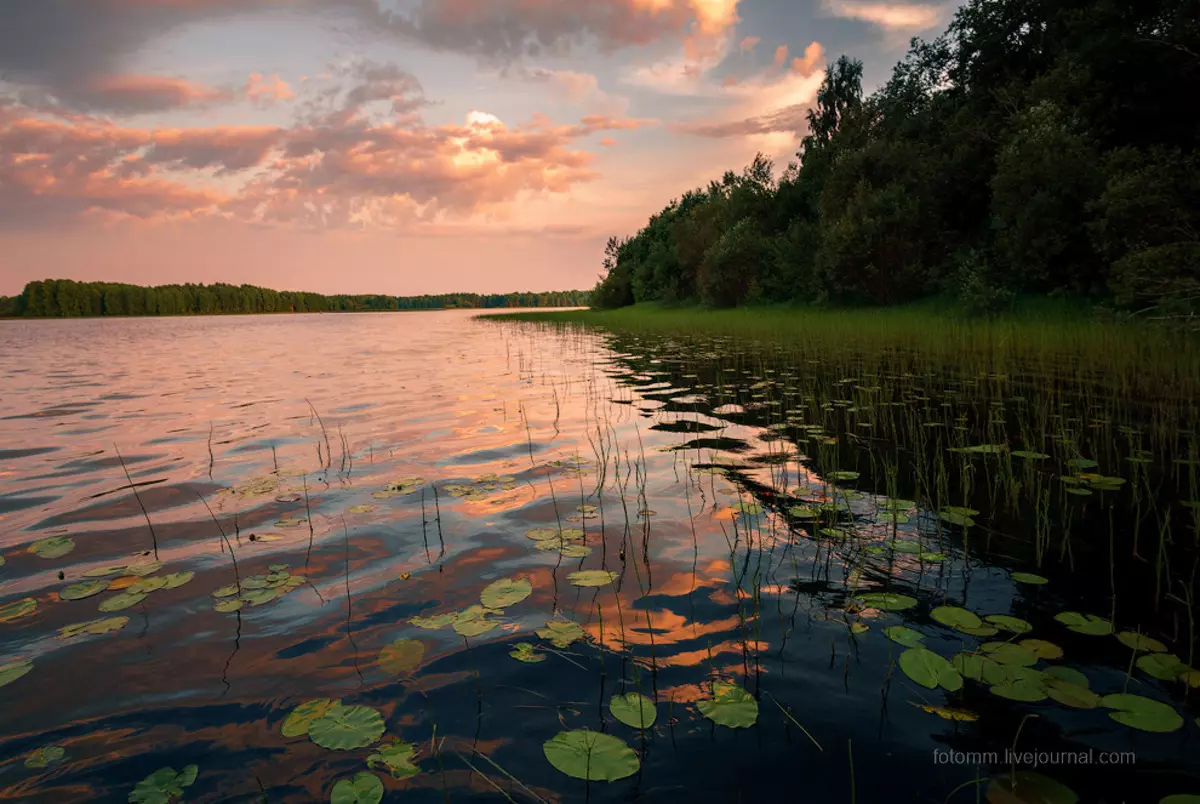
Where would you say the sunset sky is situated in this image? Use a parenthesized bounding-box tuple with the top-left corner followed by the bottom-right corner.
(0, 0, 957, 296)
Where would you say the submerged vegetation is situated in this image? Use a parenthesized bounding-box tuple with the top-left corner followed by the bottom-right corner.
(1, 279, 589, 318)
(590, 0, 1199, 325)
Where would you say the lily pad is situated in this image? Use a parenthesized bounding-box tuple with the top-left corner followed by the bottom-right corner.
(367, 741, 420, 779)
(568, 570, 618, 587)
(510, 642, 546, 662)
(214, 599, 244, 613)
(1044, 678, 1101, 709)
(883, 626, 925, 647)
(409, 612, 457, 630)
(918, 705, 978, 721)
(161, 572, 195, 590)
(610, 692, 657, 729)
(309, 704, 386, 750)
(1043, 666, 1089, 687)
(952, 653, 1008, 686)
(899, 647, 963, 691)
(990, 667, 1048, 702)
(480, 577, 532, 609)
(30, 535, 74, 559)
(931, 606, 982, 630)
(859, 592, 917, 611)
(537, 619, 586, 648)
(1055, 611, 1112, 635)
(58, 616, 129, 639)
(59, 579, 109, 601)
(330, 772, 384, 804)
(24, 745, 66, 769)
(1100, 693, 1183, 732)
(982, 643, 1038, 667)
(1018, 639, 1063, 660)
(0, 597, 38, 623)
(378, 638, 424, 675)
(986, 771, 1078, 804)
(985, 614, 1033, 634)
(1011, 572, 1049, 585)
(99, 592, 147, 612)
(938, 510, 976, 527)
(697, 681, 759, 727)
(1136, 653, 1186, 681)
(129, 765, 199, 804)
(1011, 451, 1051, 461)
(1116, 631, 1167, 653)
(0, 659, 33, 688)
(452, 605, 501, 637)
(282, 698, 338, 738)
(1160, 797, 1200, 804)
(543, 730, 640, 781)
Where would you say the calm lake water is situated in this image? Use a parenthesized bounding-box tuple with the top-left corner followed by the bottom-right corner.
(1, 311, 1197, 803)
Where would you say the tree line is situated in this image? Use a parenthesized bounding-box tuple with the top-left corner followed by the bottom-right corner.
(0, 280, 589, 318)
(593, 0, 1199, 319)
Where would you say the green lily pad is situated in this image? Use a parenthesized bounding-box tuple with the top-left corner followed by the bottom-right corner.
(99, 592, 147, 612)
(952, 653, 1008, 686)
(697, 681, 758, 727)
(129, 765, 199, 804)
(214, 598, 243, 613)
(330, 772, 384, 804)
(990, 667, 1047, 702)
(931, 606, 981, 630)
(161, 572, 195, 590)
(610, 692, 657, 729)
(1011, 572, 1049, 585)
(860, 592, 917, 611)
(959, 625, 1001, 637)
(568, 570, 618, 587)
(543, 730, 639, 781)
(986, 771, 1078, 803)
(899, 647, 963, 691)
(0, 660, 33, 688)
(1100, 693, 1183, 732)
(537, 619, 586, 648)
(129, 576, 169, 594)
(1136, 653, 1186, 681)
(1043, 666, 1089, 687)
(242, 588, 280, 607)
(1018, 639, 1063, 660)
(480, 577, 532, 609)
(410, 612, 457, 630)
(510, 642, 546, 663)
(1011, 451, 1051, 460)
(30, 536, 74, 559)
(0, 597, 38, 623)
(347, 505, 376, 515)
(58, 616, 129, 639)
(282, 698, 339, 737)
(789, 505, 820, 520)
(891, 541, 924, 554)
(985, 614, 1033, 634)
(829, 471, 860, 481)
(1044, 678, 1101, 709)
(24, 745, 66, 769)
(1055, 612, 1112, 635)
(59, 579, 109, 601)
(125, 559, 163, 577)
(378, 638, 424, 675)
(1160, 797, 1200, 804)
(452, 605, 501, 637)
(309, 704, 386, 750)
(1116, 631, 1167, 653)
(367, 741, 420, 779)
(212, 584, 240, 599)
(884, 626, 925, 647)
(733, 502, 763, 515)
(938, 510, 976, 527)
(982, 643, 1038, 667)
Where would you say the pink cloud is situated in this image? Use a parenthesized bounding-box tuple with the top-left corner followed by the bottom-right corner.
(739, 36, 761, 54)
(821, 1, 945, 30)
(792, 41, 826, 76)
(245, 73, 295, 106)
(773, 45, 789, 68)
(85, 74, 227, 110)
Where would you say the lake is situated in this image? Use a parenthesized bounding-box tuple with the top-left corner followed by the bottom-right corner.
(1, 310, 1197, 803)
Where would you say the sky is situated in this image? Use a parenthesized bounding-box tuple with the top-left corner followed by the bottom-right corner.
(0, 0, 958, 296)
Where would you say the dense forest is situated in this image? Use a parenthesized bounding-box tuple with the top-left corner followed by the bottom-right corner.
(593, 0, 1200, 319)
(0, 280, 588, 318)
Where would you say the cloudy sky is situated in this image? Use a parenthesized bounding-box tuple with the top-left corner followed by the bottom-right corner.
(0, 0, 955, 296)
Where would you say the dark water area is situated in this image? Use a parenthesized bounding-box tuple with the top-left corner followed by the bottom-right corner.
(0, 312, 1198, 803)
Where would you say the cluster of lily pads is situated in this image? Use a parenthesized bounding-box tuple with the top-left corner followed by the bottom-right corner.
(210, 564, 306, 612)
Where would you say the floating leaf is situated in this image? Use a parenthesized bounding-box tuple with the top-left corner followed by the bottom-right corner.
(330, 772, 384, 804)
(510, 642, 546, 663)
(568, 570, 618, 588)
(59, 579, 109, 601)
(1018, 639, 1063, 660)
(931, 606, 981, 630)
(30, 536, 74, 559)
(129, 576, 169, 594)
(986, 771, 1078, 804)
(789, 505, 820, 520)
(828, 471, 860, 481)
(1011, 572, 1049, 585)
(543, 730, 640, 781)
(610, 692, 657, 729)
(367, 741, 420, 780)
(982, 642, 1038, 667)
(409, 612, 457, 630)
(242, 588, 281, 607)
(696, 681, 758, 727)
(985, 614, 1033, 634)
(160, 572, 195, 590)
(125, 559, 163, 577)
(453, 605, 501, 637)
(537, 619, 586, 648)
(1160, 797, 1200, 804)
(1044, 678, 1101, 709)
(309, 704, 386, 750)
(859, 592, 917, 611)
(129, 765, 199, 804)
(1055, 611, 1112, 635)
(99, 592, 146, 612)
(282, 698, 338, 738)
(990, 667, 1047, 702)
(1137, 653, 1186, 681)
(1116, 631, 1167, 653)
(0, 597, 37, 623)
(883, 626, 925, 647)
(1043, 666, 1089, 687)
(212, 584, 240, 599)
(214, 598, 243, 613)
(952, 653, 1008, 686)
(1100, 693, 1183, 732)
(899, 647, 962, 691)
(959, 625, 1001, 637)
(0, 660, 33, 688)
(480, 578, 532, 609)
(347, 505, 376, 515)
(58, 616, 129, 639)
(1011, 451, 1050, 461)
(918, 705, 977, 722)
(378, 639, 424, 675)
(24, 745, 66, 769)
(938, 510, 976, 527)
(849, 621, 869, 635)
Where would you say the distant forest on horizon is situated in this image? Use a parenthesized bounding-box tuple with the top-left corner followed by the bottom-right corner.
(0, 279, 590, 318)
